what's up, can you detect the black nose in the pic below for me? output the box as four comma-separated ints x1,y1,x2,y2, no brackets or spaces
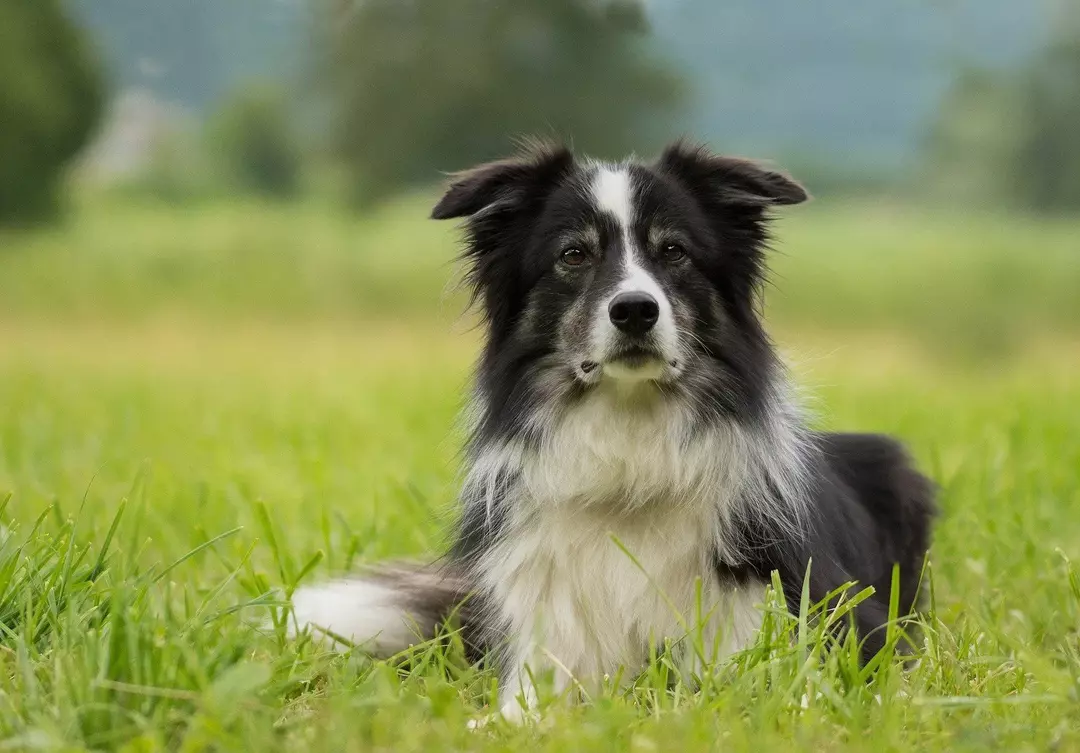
608,291,659,336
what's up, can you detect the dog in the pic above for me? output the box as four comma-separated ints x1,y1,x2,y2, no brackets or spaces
288,140,936,722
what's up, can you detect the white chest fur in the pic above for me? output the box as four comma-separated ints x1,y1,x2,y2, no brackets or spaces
480,503,765,682
471,386,768,709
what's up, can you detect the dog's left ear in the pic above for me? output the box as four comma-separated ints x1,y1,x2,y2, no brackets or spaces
656,140,808,207
431,141,574,220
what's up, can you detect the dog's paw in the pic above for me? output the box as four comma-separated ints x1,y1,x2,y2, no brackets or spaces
499,699,539,725
466,713,496,731
466,702,540,730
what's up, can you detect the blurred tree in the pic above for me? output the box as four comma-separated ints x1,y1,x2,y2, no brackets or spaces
0,0,104,224
1011,7,1080,212
926,1,1080,211
322,0,683,204
921,70,1026,207
207,86,303,199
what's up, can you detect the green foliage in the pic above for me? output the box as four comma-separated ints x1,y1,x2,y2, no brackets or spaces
107,125,219,205
925,6,1080,212
1,199,1078,358
0,0,104,225
207,86,303,199
1,317,1079,749
1,197,1079,746
1011,29,1080,211
921,70,1025,207
323,0,684,205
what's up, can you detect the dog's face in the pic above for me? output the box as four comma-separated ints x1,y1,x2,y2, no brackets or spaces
434,141,807,427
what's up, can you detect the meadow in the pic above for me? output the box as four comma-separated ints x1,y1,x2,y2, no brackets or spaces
1,196,1079,751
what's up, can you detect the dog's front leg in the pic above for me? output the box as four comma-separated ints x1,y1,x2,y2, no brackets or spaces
496,633,552,724
498,662,540,723
467,643,544,729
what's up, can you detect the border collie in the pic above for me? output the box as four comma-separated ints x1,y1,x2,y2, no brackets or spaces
289,140,935,722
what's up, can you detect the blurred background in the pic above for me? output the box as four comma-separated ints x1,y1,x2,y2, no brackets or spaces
4,8,1080,744
2,0,1079,354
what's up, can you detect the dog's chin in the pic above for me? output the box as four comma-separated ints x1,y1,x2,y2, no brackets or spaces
603,359,667,382
577,348,679,385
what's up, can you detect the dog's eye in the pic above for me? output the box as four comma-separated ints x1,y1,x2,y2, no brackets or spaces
661,243,686,263
560,247,589,267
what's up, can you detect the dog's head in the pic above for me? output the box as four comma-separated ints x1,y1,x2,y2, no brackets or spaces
434,140,807,425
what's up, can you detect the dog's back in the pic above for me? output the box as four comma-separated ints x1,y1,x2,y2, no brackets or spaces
805,433,935,657
818,432,935,607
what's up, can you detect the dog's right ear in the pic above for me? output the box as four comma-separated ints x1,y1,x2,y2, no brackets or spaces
431,141,574,220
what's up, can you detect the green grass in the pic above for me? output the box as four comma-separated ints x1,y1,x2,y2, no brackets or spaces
1,195,1079,354
1,199,1080,750
2,322,1079,751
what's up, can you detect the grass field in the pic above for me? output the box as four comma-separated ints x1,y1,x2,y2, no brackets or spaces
1,198,1079,750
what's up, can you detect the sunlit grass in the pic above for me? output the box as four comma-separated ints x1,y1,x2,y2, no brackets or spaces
1,318,1079,750
1,196,1078,748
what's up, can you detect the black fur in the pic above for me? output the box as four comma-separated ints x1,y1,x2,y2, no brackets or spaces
718,433,935,660
432,140,935,667
292,140,936,692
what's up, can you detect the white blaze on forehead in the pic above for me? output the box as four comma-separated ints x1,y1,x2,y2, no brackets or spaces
621,256,666,298
589,164,669,299
588,163,680,369
590,164,643,276
591,165,634,233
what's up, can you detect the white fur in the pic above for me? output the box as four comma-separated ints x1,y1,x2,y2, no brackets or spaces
588,164,680,377
289,159,817,726
590,165,633,230
610,257,680,367
464,381,800,719
289,580,423,653
292,373,810,721
744,377,814,536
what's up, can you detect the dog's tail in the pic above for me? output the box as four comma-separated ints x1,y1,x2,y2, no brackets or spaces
287,562,471,656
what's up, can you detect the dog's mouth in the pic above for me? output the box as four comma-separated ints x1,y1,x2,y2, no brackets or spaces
579,347,679,382
608,346,665,368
